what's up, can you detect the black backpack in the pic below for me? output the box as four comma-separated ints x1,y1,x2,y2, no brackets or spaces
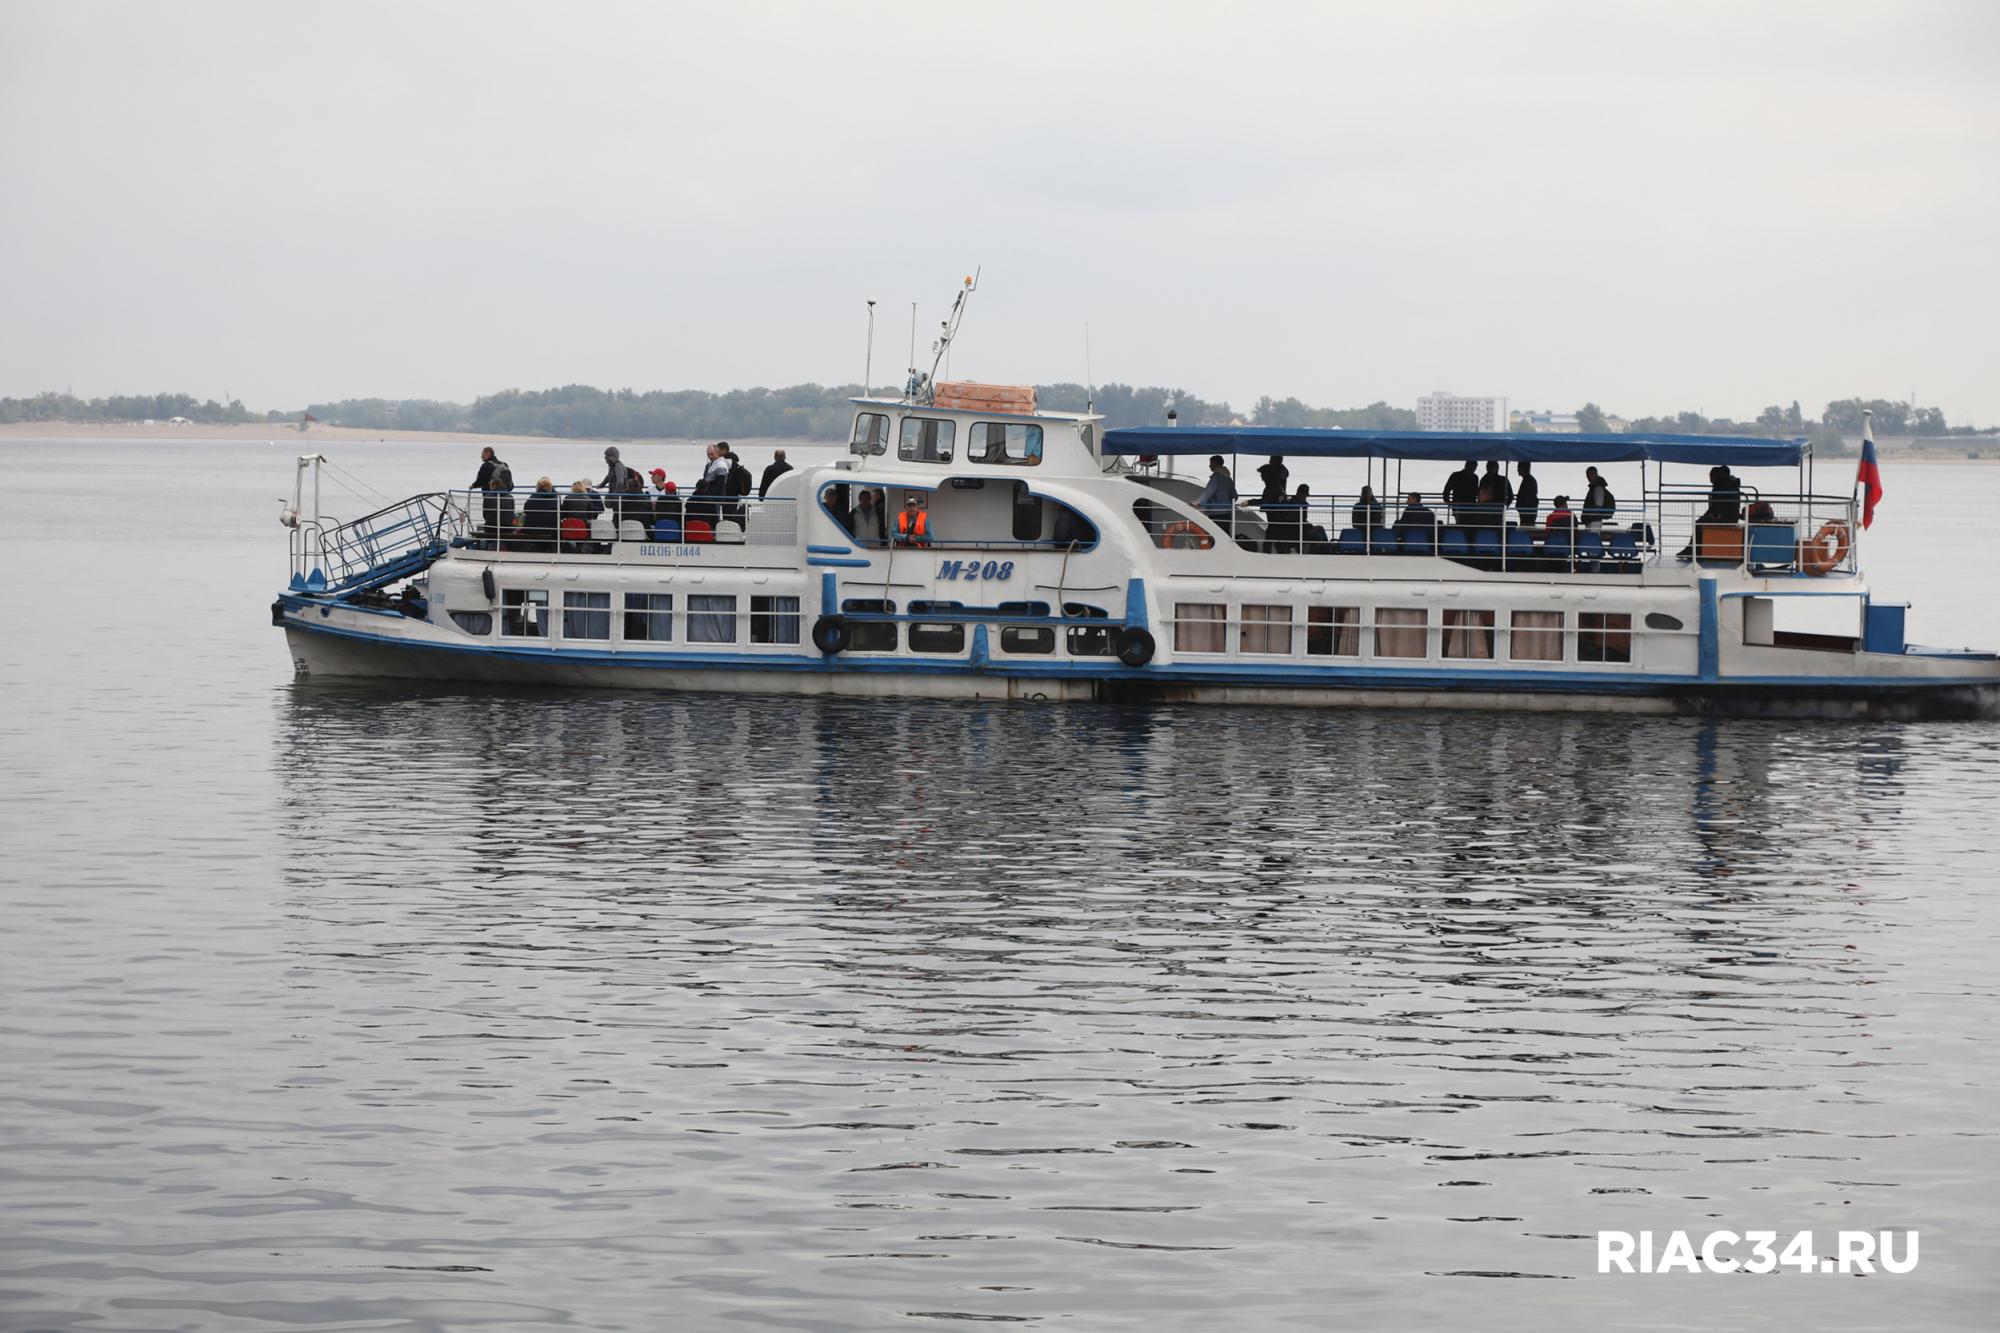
728,459,752,496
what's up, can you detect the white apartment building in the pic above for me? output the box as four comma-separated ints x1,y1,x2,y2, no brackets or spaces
1416,391,1508,433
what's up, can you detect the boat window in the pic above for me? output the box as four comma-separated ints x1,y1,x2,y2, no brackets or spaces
449,610,492,636
971,421,1043,465
563,591,612,641
500,588,549,638
1174,602,1227,654
1578,611,1633,664
1012,482,1043,541
898,417,956,463
1645,612,1684,632
909,623,967,654
1064,603,1116,657
1510,610,1564,661
1374,608,1428,659
1000,626,1055,654
1241,604,1293,655
751,595,801,645
997,600,1051,617
688,594,737,644
842,599,898,652
909,599,965,615
1306,606,1360,657
851,412,889,455
1441,609,1495,660
1133,498,1214,550
1081,425,1096,452
624,593,673,642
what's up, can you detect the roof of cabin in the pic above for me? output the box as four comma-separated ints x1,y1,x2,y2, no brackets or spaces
849,396,1103,423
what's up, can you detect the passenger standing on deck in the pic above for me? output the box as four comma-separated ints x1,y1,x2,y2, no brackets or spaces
852,487,887,545
759,449,793,498
1581,467,1616,530
1480,461,1513,521
1257,455,1289,503
1444,460,1481,526
471,446,512,544
1195,455,1237,536
1515,461,1540,529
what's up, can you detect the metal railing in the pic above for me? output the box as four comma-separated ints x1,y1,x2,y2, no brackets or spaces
450,488,799,551
289,492,460,593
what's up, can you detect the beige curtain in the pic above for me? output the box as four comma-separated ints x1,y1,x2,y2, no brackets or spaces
1510,610,1563,661
1175,603,1227,653
1375,608,1427,658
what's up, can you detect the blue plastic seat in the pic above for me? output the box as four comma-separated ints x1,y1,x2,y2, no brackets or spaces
651,519,682,542
1542,531,1573,569
1439,528,1470,559
1472,528,1501,559
1576,531,1604,570
1747,523,1797,569
1505,528,1535,567
1400,527,1435,556
1336,527,1366,555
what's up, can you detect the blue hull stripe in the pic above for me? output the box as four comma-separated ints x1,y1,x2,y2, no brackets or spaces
278,613,1988,698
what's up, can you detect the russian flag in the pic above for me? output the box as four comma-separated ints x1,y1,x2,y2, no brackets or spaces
1857,417,1884,529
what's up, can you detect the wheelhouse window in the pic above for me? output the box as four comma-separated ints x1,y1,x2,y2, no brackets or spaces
972,421,1043,465
1306,606,1360,657
1374,608,1427,659
1174,602,1227,654
687,594,737,644
500,588,548,638
1240,604,1293,655
1578,611,1633,664
898,416,955,463
850,412,889,455
1000,626,1054,654
1510,610,1563,662
624,593,673,642
1441,609,1495,660
750,595,800,645
909,623,967,654
563,591,611,641
449,610,492,636
843,598,897,652
1063,603,1116,657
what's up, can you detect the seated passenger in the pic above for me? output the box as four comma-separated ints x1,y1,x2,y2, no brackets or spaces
520,476,560,552
894,494,932,546
1544,495,1575,532
560,480,604,550
1350,486,1386,538
1395,491,1436,532
1696,465,1744,525
1747,499,1776,523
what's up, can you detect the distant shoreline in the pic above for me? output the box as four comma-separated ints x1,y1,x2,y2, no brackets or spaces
0,421,829,448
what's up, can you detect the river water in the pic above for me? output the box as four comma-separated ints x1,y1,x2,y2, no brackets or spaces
3,437,1999,1331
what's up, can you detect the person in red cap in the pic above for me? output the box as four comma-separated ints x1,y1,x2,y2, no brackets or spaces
652,471,683,531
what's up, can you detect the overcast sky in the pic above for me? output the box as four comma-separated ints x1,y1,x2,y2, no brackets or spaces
3,1,1995,423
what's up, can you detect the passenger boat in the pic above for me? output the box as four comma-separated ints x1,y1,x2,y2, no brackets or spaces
273,382,2000,720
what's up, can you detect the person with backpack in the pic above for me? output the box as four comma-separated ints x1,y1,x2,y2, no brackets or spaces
471,446,514,546
1581,467,1616,531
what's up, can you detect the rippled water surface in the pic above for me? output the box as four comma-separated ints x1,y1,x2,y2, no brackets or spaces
4,439,2000,1331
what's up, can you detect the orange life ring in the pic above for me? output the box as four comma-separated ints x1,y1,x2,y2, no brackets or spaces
1162,521,1214,550
1799,519,1849,576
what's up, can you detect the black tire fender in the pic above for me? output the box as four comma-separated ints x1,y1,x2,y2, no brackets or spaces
811,614,849,655
1117,626,1156,668
481,567,497,602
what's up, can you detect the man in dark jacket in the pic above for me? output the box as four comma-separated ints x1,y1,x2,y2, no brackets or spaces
520,477,560,552
1443,460,1481,526
1581,467,1616,530
759,449,793,498
471,446,511,543
1515,461,1540,529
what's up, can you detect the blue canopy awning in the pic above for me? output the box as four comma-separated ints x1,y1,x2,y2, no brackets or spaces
1100,426,1808,468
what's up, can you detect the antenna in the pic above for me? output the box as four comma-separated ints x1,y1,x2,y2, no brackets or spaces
864,300,876,397
923,269,980,396
907,302,918,399
1084,322,1094,414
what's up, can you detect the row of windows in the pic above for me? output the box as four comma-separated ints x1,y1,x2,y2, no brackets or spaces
1170,604,1634,664
850,413,1044,466
462,591,801,646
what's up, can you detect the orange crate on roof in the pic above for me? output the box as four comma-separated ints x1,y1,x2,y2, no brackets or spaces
933,381,1037,413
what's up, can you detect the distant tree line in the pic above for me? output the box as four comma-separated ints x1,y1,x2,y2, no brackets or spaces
4,385,1987,448
0,390,258,424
